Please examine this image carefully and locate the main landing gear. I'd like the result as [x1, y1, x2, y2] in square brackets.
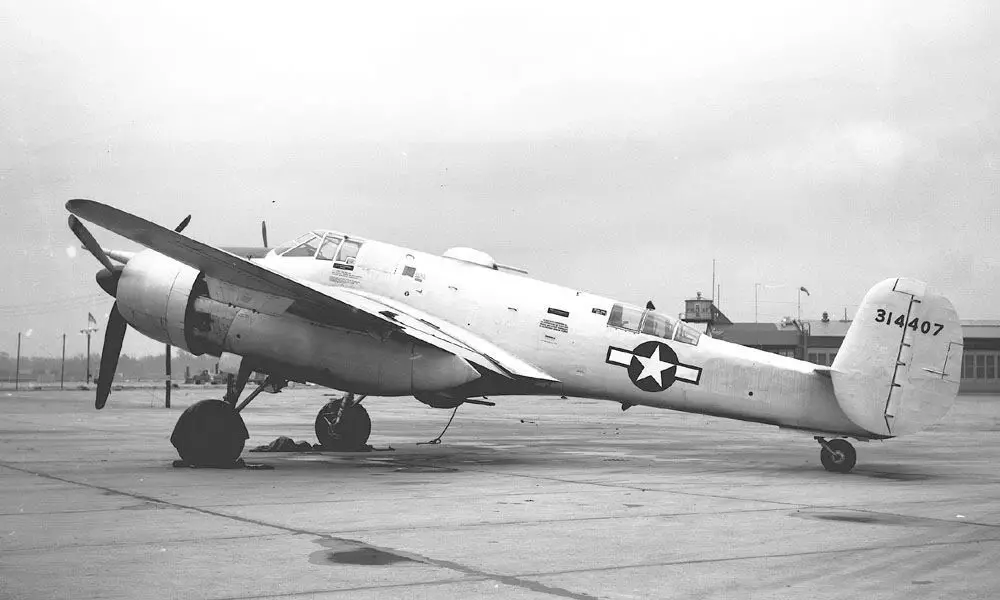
[315, 393, 371, 451]
[170, 362, 375, 466]
[170, 364, 280, 467]
[815, 437, 857, 473]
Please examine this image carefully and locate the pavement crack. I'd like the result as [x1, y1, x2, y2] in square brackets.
[517, 536, 1000, 578]
[0, 461, 597, 600]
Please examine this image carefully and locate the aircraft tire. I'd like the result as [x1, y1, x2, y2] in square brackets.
[315, 400, 371, 450]
[820, 438, 857, 473]
[170, 399, 249, 467]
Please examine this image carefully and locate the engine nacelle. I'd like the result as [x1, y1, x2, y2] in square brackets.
[114, 250, 482, 395]
[414, 392, 466, 409]
[115, 251, 200, 350]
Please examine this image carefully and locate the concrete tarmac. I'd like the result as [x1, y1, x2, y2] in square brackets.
[1, 387, 999, 599]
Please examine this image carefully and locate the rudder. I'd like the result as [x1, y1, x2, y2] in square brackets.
[830, 277, 962, 437]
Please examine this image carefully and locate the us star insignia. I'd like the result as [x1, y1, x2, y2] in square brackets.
[605, 341, 702, 392]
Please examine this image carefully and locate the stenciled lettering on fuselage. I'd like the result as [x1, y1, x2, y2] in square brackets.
[605, 341, 702, 392]
[329, 265, 362, 287]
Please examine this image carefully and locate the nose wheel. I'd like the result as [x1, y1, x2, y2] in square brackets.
[816, 437, 857, 473]
[315, 394, 372, 451]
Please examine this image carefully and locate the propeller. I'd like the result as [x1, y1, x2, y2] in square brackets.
[67, 211, 193, 409]
[261, 221, 268, 247]
[95, 307, 127, 409]
[68, 215, 115, 271]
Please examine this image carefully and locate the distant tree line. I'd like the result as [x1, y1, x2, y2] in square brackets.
[0, 350, 221, 383]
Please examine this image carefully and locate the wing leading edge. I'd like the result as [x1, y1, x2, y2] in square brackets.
[65, 199, 558, 384]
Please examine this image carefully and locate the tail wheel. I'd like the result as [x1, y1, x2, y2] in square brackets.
[315, 399, 371, 450]
[820, 438, 857, 473]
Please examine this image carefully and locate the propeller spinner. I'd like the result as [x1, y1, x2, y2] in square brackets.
[67, 211, 191, 409]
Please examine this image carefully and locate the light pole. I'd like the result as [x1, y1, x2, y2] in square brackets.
[81, 326, 99, 383]
[797, 286, 810, 322]
[754, 283, 761, 323]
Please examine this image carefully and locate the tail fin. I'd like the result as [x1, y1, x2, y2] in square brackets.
[831, 278, 962, 437]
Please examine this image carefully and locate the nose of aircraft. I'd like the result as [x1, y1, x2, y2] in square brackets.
[96, 265, 123, 297]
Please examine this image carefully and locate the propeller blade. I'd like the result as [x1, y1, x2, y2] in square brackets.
[175, 215, 192, 233]
[96, 303, 127, 410]
[261, 221, 268, 247]
[68, 215, 115, 271]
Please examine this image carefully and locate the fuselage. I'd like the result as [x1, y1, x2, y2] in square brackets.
[250, 233, 869, 438]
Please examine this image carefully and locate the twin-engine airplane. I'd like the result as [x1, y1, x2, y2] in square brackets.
[66, 199, 963, 473]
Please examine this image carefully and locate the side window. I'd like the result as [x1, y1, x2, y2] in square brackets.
[964, 353, 974, 378]
[640, 311, 676, 340]
[674, 322, 701, 345]
[282, 237, 320, 258]
[334, 240, 362, 270]
[607, 304, 643, 332]
[316, 236, 343, 261]
[977, 354, 986, 379]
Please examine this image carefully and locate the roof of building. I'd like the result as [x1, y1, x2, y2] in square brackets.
[710, 323, 800, 346]
[961, 320, 1000, 338]
[714, 318, 1000, 346]
[797, 319, 853, 337]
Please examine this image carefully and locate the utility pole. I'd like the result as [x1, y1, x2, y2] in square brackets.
[15, 332, 21, 391]
[60, 334, 66, 391]
[81, 331, 93, 383]
[165, 344, 171, 408]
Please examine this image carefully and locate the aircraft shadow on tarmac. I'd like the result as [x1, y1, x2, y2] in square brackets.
[215, 443, 953, 482]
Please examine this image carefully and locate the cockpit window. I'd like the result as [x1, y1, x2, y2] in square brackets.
[608, 303, 700, 346]
[282, 235, 321, 258]
[640, 311, 677, 340]
[272, 233, 312, 256]
[674, 322, 702, 345]
[316, 235, 343, 260]
[336, 240, 361, 265]
[607, 304, 644, 331]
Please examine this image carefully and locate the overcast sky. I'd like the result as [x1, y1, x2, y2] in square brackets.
[1, 0, 997, 359]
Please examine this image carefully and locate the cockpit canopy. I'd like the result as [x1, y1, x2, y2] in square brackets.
[607, 303, 702, 345]
[272, 231, 363, 266]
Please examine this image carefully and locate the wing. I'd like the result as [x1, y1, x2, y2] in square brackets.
[66, 199, 558, 383]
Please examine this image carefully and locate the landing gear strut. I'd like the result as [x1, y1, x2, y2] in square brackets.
[170, 362, 278, 467]
[816, 437, 857, 473]
[315, 393, 371, 451]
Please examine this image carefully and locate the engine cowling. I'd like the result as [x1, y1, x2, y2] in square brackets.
[115, 251, 200, 350]
[114, 250, 482, 395]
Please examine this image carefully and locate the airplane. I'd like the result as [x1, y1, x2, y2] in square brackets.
[66, 199, 963, 473]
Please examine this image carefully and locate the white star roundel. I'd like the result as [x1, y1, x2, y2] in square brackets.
[605, 341, 702, 392]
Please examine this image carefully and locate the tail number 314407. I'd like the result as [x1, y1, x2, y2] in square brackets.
[874, 309, 943, 336]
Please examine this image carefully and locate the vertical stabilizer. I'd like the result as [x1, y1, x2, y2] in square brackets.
[830, 278, 962, 437]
